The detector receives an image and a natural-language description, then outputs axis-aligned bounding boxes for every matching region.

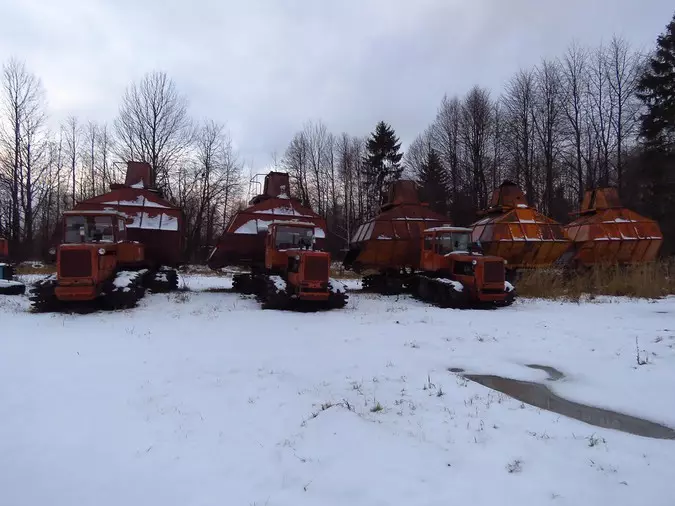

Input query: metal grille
[483,261,504,283]
[303,255,329,282]
[59,249,92,278]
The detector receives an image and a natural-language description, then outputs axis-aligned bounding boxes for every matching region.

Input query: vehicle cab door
[420,233,435,272]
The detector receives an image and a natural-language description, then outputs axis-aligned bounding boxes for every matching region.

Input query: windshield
[275,225,314,249]
[64,215,115,243]
[438,232,471,254]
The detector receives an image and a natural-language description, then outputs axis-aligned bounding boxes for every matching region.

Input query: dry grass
[15,262,55,275]
[515,259,675,300]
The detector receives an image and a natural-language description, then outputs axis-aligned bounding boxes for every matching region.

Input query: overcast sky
[1,0,673,171]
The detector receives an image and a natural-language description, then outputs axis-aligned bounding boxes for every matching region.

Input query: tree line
[1,11,674,262]
[0,66,245,261]
[281,13,675,255]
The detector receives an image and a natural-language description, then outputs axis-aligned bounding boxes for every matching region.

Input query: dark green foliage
[637,12,675,151]
[362,121,404,212]
[634,12,675,254]
[417,147,449,215]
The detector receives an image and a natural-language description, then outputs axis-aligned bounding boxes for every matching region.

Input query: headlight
[98,248,106,255]
[472,259,477,266]
[503,259,508,265]
[295,255,300,261]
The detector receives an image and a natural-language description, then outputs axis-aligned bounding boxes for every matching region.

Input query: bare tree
[283,131,311,206]
[114,71,194,193]
[533,59,564,214]
[605,35,643,193]
[404,130,432,178]
[588,43,615,187]
[503,69,537,203]
[430,95,462,207]
[461,86,493,209]
[561,41,589,203]
[1,58,46,255]
[63,116,80,206]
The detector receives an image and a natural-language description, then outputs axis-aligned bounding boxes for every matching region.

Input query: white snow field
[1,273,675,506]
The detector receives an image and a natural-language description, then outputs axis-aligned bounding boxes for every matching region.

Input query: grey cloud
[1,0,673,169]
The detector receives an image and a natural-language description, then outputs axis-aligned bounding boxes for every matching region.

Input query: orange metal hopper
[471,181,570,268]
[342,180,452,273]
[562,188,663,267]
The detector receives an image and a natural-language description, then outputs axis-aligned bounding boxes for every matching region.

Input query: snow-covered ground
[1,274,674,506]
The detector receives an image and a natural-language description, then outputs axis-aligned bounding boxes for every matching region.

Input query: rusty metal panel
[304,255,329,282]
[562,189,663,267]
[484,261,505,283]
[208,176,328,270]
[59,249,92,278]
[471,182,571,268]
[343,181,451,273]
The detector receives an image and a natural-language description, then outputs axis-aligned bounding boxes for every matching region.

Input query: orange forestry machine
[208,171,347,310]
[343,180,515,308]
[30,162,185,312]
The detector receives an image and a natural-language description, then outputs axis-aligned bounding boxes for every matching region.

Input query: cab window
[424,235,433,250]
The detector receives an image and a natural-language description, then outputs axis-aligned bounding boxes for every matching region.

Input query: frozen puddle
[525,364,565,381]
[464,374,675,440]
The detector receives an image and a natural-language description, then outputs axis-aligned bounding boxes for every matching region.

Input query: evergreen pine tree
[634,11,675,254]
[362,121,403,213]
[637,12,675,151]
[417,147,449,215]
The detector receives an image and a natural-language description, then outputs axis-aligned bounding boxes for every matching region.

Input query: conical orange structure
[562,188,663,267]
[471,181,570,268]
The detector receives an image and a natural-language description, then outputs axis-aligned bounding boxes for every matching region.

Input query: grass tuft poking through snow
[1,274,675,506]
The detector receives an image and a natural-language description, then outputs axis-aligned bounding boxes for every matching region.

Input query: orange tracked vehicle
[471,181,570,273]
[208,172,347,310]
[343,180,515,308]
[30,162,185,312]
[560,187,663,267]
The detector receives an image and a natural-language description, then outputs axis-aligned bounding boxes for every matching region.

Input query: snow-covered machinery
[412,226,515,308]
[470,181,571,273]
[30,161,185,312]
[207,171,347,310]
[343,180,514,307]
[559,187,663,267]
[342,180,453,294]
[0,237,26,295]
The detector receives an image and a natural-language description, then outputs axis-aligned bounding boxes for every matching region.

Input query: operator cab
[269,222,317,251]
[423,227,479,255]
[62,211,129,244]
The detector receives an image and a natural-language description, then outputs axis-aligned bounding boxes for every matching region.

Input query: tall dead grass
[515,259,675,300]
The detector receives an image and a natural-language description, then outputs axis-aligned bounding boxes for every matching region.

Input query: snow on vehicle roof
[268,220,316,228]
[425,226,473,233]
[101,196,169,209]
[253,207,313,217]
[64,210,128,217]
